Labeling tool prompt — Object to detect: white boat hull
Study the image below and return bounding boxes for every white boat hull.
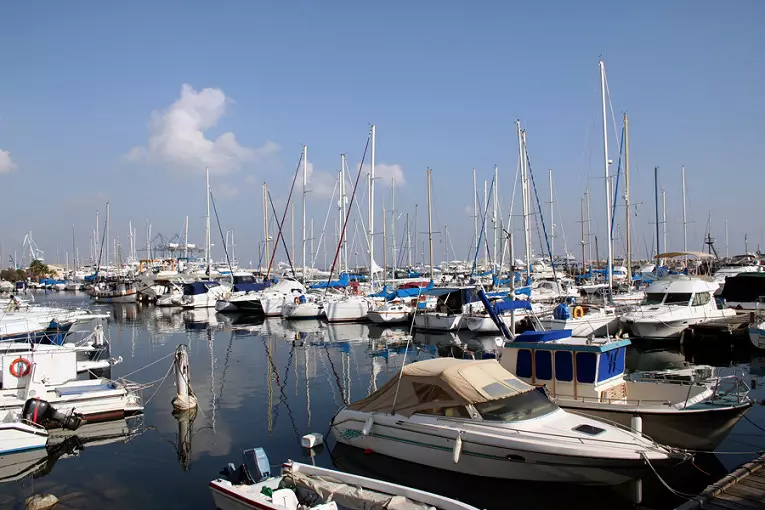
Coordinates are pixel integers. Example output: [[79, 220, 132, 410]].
[[367, 310, 410, 324], [0, 423, 48, 455], [749, 323, 765, 350], [281, 301, 323, 319], [538, 314, 618, 337], [324, 298, 372, 323], [413, 313, 463, 331]]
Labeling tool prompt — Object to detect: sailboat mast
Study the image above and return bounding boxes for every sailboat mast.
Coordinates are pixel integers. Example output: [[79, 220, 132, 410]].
[[205, 167, 211, 275], [483, 180, 489, 265], [682, 165, 688, 254], [599, 60, 613, 297], [72, 224, 76, 273], [105, 202, 110, 270], [624, 113, 632, 278], [184, 215, 189, 260], [654, 167, 660, 256], [263, 182, 269, 273], [585, 186, 592, 268], [549, 168, 554, 261], [382, 206, 387, 285], [406, 213, 411, 267], [340, 154, 347, 274], [493, 165, 499, 269], [391, 179, 396, 281], [302, 145, 307, 283], [580, 198, 586, 271], [662, 189, 667, 252], [369, 124, 376, 291], [427, 168, 434, 280], [516, 121, 532, 279], [473, 168, 478, 258]]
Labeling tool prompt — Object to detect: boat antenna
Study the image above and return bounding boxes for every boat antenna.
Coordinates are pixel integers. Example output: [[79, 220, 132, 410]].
[[321, 135, 370, 298], [265, 151, 304, 280]]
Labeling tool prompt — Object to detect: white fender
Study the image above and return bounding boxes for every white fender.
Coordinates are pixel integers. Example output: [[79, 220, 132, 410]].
[[361, 416, 374, 436], [453, 433, 463, 464]]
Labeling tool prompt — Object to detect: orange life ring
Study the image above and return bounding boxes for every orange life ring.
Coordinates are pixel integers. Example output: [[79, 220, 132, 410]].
[[294, 296, 300, 305], [572, 306, 584, 319], [9, 358, 31, 378]]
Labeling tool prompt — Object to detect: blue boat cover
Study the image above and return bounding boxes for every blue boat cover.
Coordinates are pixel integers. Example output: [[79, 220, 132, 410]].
[[515, 329, 572, 343], [494, 300, 532, 313], [310, 272, 350, 289], [553, 303, 570, 320], [183, 281, 219, 295]]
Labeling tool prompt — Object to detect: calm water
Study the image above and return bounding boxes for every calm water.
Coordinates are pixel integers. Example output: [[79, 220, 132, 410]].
[[1, 292, 764, 510]]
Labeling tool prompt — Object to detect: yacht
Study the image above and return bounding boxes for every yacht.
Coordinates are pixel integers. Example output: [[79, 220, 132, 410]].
[[530, 279, 579, 304], [331, 358, 684, 485], [501, 331, 752, 450], [536, 303, 619, 338], [280, 292, 324, 320], [89, 280, 138, 303], [324, 294, 375, 323], [367, 298, 412, 325], [413, 287, 477, 332], [218, 278, 304, 316], [619, 275, 735, 339], [712, 254, 762, 293], [719, 272, 765, 311], [463, 299, 539, 334], [174, 280, 230, 309]]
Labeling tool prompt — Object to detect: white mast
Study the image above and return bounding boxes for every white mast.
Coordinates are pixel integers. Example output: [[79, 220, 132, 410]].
[[624, 113, 631, 278], [725, 218, 729, 258], [599, 60, 613, 297], [105, 202, 110, 270], [427, 168, 434, 279], [662, 189, 667, 252], [473, 168, 478, 259], [340, 154, 348, 274], [205, 167, 211, 275], [682, 165, 688, 255], [516, 122, 532, 278], [391, 179, 396, 281], [549, 168, 554, 261], [483, 180, 488, 265], [184, 215, 189, 259], [302, 145, 308, 282], [263, 183, 269, 272], [493, 164, 499, 269], [369, 125, 376, 291], [585, 186, 592, 268]]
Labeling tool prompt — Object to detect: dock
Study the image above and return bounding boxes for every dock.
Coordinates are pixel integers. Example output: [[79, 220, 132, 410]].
[[676, 453, 765, 509]]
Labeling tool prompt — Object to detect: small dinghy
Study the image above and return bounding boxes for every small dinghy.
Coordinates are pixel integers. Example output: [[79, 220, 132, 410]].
[[210, 447, 479, 510]]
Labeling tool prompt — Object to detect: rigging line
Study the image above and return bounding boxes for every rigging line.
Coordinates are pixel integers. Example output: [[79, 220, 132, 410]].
[[610, 123, 626, 237], [310, 172, 340, 269], [524, 138, 558, 282], [267, 191, 297, 277], [208, 190, 234, 275], [552, 179, 570, 259], [344, 165, 371, 258], [322, 136, 371, 296], [266, 150, 304, 280], [603, 72, 623, 161], [471, 175, 496, 276]]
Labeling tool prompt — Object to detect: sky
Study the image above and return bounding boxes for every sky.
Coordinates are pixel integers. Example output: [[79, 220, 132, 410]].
[[0, 1, 763, 268]]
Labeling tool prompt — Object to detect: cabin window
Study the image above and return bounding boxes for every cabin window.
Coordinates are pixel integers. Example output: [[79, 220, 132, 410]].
[[535, 350, 552, 380], [692, 292, 711, 306], [516, 350, 532, 378], [575, 352, 597, 383], [475, 389, 558, 422], [554, 351, 573, 382], [664, 293, 692, 305], [644, 293, 665, 305], [597, 348, 626, 382], [412, 383, 452, 403]]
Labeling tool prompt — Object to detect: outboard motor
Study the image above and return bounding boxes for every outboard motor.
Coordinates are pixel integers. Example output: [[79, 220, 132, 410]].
[[22, 398, 83, 431]]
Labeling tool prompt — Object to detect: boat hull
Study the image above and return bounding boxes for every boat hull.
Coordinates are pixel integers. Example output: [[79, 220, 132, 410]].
[[413, 313, 463, 332], [367, 310, 410, 325], [538, 314, 618, 337], [281, 302, 323, 320], [749, 325, 765, 350], [0, 423, 48, 455], [92, 293, 137, 304], [324, 299, 372, 323]]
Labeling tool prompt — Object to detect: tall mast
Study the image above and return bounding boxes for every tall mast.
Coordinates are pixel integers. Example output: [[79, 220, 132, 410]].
[[405, 213, 411, 267], [302, 144, 307, 283], [427, 168, 434, 280], [310, 218, 314, 270], [624, 113, 632, 278], [472, 168, 478, 258], [205, 167, 211, 275], [263, 182, 269, 272], [72, 224, 76, 272], [662, 189, 667, 253], [493, 165, 499, 269], [340, 154, 347, 274], [382, 205, 387, 285], [725, 218, 729, 258], [580, 198, 586, 271], [184, 215, 189, 259], [95, 210, 100, 263], [599, 60, 613, 297], [585, 186, 592, 268], [105, 202, 110, 270], [654, 167, 660, 257], [483, 180, 489, 264], [549, 168, 554, 261], [516, 121, 532, 278], [291, 203, 295, 270], [391, 179, 396, 281], [369, 124, 376, 290], [682, 164, 688, 260]]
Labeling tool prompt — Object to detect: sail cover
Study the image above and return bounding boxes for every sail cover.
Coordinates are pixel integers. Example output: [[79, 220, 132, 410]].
[[347, 358, 533, 417]]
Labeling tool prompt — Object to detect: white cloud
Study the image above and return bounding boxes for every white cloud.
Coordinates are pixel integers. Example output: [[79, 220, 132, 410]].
[[126, 84, 279, 174], [0, 150, 17, 173], [304, 161, 338, 199], [214, 183, 240, 199], [360, 162, 405, 187]]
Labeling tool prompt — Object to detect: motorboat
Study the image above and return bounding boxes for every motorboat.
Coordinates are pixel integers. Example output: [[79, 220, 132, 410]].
[[214, 273, 268, 312], [0, 348, 143, 423], [0, 398, 83, 455], [331, 358, 684, 485], [712, 254, 762, 293], [719, 272, 765, 311], [0, 307, 110, 344], [89, 280, 138, 303], [413, 287, 478, 332], [619, 275, 735, 339], [175, 280, 230, 309], [210, 447, 479, 510], [530, 279, 580, 304], [220, 278, 304, 316], [501, 330, 752, 450], [536, 303, 619, 338], [280, 293, 324, 320], [367, 298, 412, 325], [464, 299, 541, 334], [323, 295, 374, 323]]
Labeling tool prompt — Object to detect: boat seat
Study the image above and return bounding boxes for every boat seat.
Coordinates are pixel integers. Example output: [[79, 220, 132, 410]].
[[55, 382, 116, 396]]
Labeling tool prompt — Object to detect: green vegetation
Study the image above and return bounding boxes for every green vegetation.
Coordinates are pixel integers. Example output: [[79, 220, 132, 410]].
[[0, 268, 26, 282]]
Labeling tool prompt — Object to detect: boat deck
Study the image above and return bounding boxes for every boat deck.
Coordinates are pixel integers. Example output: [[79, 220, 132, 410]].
[[682, 314, 753, 348], [676, 453, 765, 510]]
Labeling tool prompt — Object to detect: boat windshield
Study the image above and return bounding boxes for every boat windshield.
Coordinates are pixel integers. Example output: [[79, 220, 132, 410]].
[[664, 293, 691, 305], [643, 293, 665, 305], [474, 389, 558, 422]]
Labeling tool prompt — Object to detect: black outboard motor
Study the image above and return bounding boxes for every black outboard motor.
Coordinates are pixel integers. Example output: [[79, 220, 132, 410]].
[[22, 399, 83, 431]]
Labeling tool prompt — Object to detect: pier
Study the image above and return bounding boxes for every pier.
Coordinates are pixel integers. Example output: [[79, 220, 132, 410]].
[[676, 453, 765, 510]]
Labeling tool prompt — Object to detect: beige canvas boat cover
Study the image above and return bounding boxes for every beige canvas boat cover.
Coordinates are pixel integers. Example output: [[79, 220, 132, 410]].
[[348, 358, 533, 417]]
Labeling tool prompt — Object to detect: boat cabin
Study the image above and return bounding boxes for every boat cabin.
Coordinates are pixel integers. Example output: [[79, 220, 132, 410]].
[[423, 286, 479, 315], [182, 281, 221, 295], [639, 275, 719, 308], [501, 332, 630, 402]]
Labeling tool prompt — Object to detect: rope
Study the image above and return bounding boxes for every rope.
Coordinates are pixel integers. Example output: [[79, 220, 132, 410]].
[[524, 139, 557, 283], [266, 151, 304, 279], [118, 351, 175, 379], [144, 361, 175, 406], [641, 452, 695, 499]]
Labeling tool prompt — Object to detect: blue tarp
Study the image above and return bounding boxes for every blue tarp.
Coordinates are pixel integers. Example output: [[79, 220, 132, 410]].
[[553, 303, 570, 320], [370, 280, 435, 300], [515, 329, 572, 343], [182, 281, 219, 295], [494, 300, 532, 313], [310, 272, 350, 289]]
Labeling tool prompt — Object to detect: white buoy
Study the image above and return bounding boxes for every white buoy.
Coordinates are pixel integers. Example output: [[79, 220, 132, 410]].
[[361, 416, 374, 436], [631, 415, 643, 434], [93, 324, 105, 346], [453, 433, 463, 464], [172, 345, 198, 411], [301, 433, 324, 449]]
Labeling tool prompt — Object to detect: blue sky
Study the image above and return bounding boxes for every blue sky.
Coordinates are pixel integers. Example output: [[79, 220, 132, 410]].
[[0, 2, 762, 267]]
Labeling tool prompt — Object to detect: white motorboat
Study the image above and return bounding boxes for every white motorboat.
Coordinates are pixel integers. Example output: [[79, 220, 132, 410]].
[[536, 303, 619, 337], [0, 349, 142, 423], [280, 293, 324, 320], [210, 447, 479, 510], [175, 280, 230, 309], [713, 254, 762, 293], [367, 299, 412, 325], [89, 280, 138, 303], [749, 320, 765, 350], [220, 278, 304, 316], [324, 295, 374, 323], [501, 331, 752, 450], [0, 421, 49, 456], [620, 275, 735, 339], [413, 287, 477, 332], [331, 358, 684, 485], [530, 279, 580, 304]]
